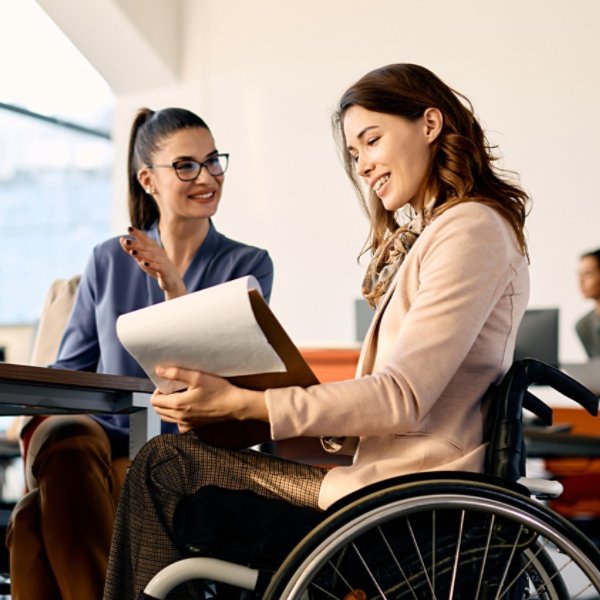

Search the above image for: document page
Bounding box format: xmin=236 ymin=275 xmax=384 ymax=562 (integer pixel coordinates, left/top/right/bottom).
xmin=116 ymin=276 xmax=287 ymax=393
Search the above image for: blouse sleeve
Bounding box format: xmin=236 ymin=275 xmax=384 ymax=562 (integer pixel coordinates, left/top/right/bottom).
xmin=251 ymin=251 xmax=274 ymax=303
xmin=266 ymin=203 xmax=523 ymax=440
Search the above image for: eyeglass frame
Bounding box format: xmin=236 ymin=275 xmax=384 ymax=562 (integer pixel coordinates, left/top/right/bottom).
xmin=146 ymin=153 xmax=230 ymax=182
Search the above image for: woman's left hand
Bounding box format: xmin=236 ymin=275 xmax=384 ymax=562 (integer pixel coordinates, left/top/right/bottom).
xmin=152 ymin=366 xmax=268 ymax=433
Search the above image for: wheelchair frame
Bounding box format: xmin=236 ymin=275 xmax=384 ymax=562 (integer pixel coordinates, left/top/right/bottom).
xmin=142 ymin=359 xmax=600 ymax=599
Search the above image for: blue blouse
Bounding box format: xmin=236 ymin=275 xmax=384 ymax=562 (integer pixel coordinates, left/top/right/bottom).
xmin=52 ymin=221 xmax=273 ymax=454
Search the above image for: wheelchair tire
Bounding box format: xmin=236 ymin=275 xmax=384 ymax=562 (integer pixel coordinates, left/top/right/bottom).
xmin=264 ymin=475 xmax=600 ymax=599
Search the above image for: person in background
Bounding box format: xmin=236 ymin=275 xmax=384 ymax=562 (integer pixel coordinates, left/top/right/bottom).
xmin=5 ymin=107 xmax=273 ymax=600
xmin=576 ymin=248 xmax=600 ymax=358
xmin=104 ymin=63 xmax=530 ymax=599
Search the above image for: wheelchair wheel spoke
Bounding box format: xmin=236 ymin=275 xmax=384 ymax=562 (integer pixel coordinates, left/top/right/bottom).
xmin=306 ymin=579 xmax=343 ymax=599
xmin=500 ymin=537 xmax=550 ymax=598
xmin=472 ymin=513 xmax=495 ymax=599
xmin=447 ymin=509 xmax=465 ymax=600
xmin=405 ymin=516 xmax=438 ymax=599
xmin=571 ymin=581 xmax=595 ymax=599
xmin=321 ymin=558 xmax=355 ymax=596
xmin=494 ymin=523 xmax=524 ymax=599
xmin=351 ymin=542 xmax=389 ymax=599
xmin=431 ymin=510 xmax=436 ymax=591
xmin=376 ymin=525 xmax=419 ymax=600
xmin=534 ymin=552 xmax=592 ymax=600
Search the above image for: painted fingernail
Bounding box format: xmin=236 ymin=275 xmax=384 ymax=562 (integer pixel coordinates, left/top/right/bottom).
xmin=128 ymin=226 xmax=134 ymax=233
xmin=131 ymin=250 xmax=138 ymax=255
xmin=144 ymin=261 xmax=150 ymax=266
xmin=125 ymin=239 xmax=132 ymax=245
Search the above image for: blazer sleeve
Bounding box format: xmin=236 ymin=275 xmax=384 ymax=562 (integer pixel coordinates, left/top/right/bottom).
xmin=266 ymin=203 xmax=524 ymax=440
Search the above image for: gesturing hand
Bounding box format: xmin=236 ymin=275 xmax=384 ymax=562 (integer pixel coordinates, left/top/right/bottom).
xmin=152 ymin=366 xmax=269 ymax=434
xmin=119 ymin=227 xmax=187 ymax=299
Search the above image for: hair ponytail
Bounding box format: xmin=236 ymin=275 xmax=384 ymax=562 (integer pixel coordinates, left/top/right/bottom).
xmin=128 ymin=108 xmax=159 ymax=229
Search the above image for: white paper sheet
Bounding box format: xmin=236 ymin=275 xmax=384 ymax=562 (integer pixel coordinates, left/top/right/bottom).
xmin=116 ymin=276 xmax=286 ymax=393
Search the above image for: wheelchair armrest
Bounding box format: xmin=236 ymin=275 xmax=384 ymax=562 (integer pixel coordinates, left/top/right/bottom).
xmin=523 ymin=391 xmax=552 ymax=426
xmin=519 ymin=359 xmax=598 ymax=416
xmin=518 ymin=476 xmax=564 ymax=500
xmin=484 ymin=358 xmax=599 ymax=482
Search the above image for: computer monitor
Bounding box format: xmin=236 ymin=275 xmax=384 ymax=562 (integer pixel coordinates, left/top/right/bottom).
xmin=513 ymin=308 xmax=559 ymax=368
xmin=356 ymin=301 xmax=560 ymax=367
xmin=354 ymin=298 xmax=374 ymax=342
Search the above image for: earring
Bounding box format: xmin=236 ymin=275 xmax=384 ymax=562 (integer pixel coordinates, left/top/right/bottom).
xmin=145 ymin=188 xmax=152 ymax=194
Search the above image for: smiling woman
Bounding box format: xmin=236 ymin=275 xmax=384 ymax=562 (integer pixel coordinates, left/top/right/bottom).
xmin=6 ymin=107 xmax=274 ymax=600
xmin=344 ymin=106 xmax=439 ymax=213
xmin=102 ymin=65 xmax=532 ymax=600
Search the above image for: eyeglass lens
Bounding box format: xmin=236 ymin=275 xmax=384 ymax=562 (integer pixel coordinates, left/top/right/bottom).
xmin=174 ymin=155 xmax=228 ymax=180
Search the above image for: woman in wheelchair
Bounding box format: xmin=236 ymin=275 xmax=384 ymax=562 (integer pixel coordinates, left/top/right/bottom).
xmin=103 ymin=63 xmax=531 ymax=599
xmin=6 ymin=108 xmax=274 ymax=600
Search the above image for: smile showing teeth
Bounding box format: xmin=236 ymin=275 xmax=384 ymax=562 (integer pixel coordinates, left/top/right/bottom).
xmin=374 ymin=174 xmax=390 ymax=192
xmin=190 ymin=192 xmax=213 ymax=199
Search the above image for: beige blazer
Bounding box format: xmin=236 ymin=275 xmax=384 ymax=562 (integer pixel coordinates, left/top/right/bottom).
xmin=266 ymin=202 xmax=530 ymax=509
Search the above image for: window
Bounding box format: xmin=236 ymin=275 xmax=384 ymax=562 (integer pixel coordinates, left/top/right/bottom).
xmin=0 ymin=106 xmax=113 ymax=324
xmin=0 ymin=0 xmax=114 ymax=365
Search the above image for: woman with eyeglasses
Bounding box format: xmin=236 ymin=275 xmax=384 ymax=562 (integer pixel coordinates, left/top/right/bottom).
xmin=103 ymin=64 xmax=530 ymax=599
xmin=6 ymin=107 xmax=273 ymax=600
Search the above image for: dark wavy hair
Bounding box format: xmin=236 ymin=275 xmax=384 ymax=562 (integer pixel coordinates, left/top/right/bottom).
xmin=332 ymin=64 xmax=530 ymax=258
xmin=128 ymin=107 xmax=210 ymax=229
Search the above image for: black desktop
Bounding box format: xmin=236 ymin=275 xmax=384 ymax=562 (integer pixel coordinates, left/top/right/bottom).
xmin=513 ymin=308 xmax=559 ymax=368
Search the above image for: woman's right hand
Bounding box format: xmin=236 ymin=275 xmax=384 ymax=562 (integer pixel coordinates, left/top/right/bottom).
xmin=152 ymin=366 xmax=269 ymax=433
xmin=119 ymin=227 xmax=187 ymax=300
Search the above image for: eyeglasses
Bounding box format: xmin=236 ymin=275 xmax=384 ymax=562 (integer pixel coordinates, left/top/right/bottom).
xmin=147 ymin=153 xmax=229 ymax=181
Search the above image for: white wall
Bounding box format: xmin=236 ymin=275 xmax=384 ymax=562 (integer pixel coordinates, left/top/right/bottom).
xmin=104 ymin=0 xmax=600 ymax=360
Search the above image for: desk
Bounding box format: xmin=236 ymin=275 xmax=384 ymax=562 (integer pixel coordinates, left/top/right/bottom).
xmin=524 ymin=384 xmax=600 ymax=457
xmin=526 ymin=429 xmax=600 ymax=459
xmin=0 ymin=363 xmax=160 ymax=458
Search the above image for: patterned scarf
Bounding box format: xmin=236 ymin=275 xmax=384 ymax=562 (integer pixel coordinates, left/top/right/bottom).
xmin=362 ymin=206 xmax=432 ymax=309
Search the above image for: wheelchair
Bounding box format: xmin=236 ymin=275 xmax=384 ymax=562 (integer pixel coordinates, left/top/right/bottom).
xmin=142 ymin=359 xmax=600 ymax=599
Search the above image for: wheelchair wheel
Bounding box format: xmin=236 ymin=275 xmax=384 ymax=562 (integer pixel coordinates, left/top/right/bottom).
xmin=264 ymin=475 xmax=600 ymax=599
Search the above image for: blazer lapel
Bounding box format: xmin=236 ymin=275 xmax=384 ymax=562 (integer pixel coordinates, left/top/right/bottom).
xmin=356 ymin=271 xmax=400 ymax=376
